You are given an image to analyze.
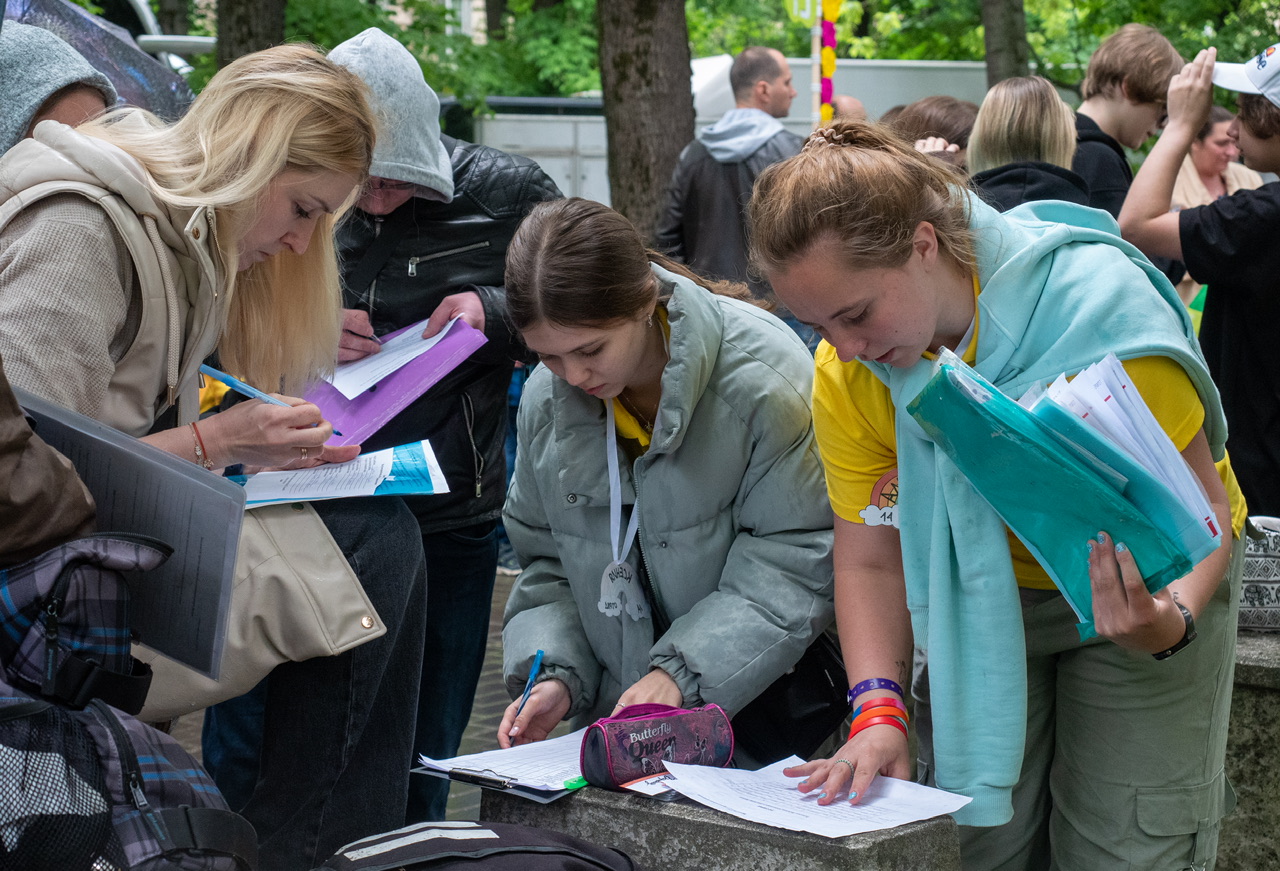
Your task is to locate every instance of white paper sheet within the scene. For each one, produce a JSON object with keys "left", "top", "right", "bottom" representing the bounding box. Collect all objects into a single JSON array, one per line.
[
  {"left": 241, "top": 450, "right": 393, "bottom": 503},
  {"left": 661, "top": 757, "right": 971, "bottom": 838},
  {"left": 417, "top": 728, "right": 587, "bottom": 792},
  {"left": 328, "top": 316, "right": 463, "bottom": 399}
]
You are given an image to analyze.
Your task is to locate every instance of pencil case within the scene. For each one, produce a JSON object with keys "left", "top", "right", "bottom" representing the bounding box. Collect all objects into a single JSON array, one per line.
[{"left": 580, "top": 702, "right": 734, "bottom": 790}]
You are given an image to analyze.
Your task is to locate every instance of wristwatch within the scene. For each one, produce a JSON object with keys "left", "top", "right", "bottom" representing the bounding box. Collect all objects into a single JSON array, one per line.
[{"left": 1152, "top": 602, "right": 1197, "bottom": 660}]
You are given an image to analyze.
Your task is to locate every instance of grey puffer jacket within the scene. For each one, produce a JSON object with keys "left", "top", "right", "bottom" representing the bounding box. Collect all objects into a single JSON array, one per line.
[{"left": 502, "top": 264, "right": 835, "bottom": 722}]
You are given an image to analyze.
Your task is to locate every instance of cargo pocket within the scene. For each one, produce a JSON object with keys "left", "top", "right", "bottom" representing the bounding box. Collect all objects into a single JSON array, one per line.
[{"left": 1136, "top": 773, "right": 1236, "bottom": 869}]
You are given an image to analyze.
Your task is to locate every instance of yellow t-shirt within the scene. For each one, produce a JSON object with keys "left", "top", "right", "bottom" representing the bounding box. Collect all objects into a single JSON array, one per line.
[
  {"left": 611, "top": 308, "right": 671, "bottom": 454},
  {"left": 812, "top": 342, "right": 1247, "bottom": 589}
]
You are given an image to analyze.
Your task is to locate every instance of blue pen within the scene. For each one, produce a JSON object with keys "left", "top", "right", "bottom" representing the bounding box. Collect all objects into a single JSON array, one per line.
[
  {"left": 513, "top": 649, "right": 545, "bottom": 720},
  {"left": 199, "top": 364, "right": 342, "bottom": 436}
]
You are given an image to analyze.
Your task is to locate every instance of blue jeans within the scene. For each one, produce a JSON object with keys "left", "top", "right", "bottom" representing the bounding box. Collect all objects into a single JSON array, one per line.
[
  {"left": 407, "top": 521, "right": 499, "bottom": 822},
  {"left": 202, "top": 497, "right": 427, "bottom": 871}
]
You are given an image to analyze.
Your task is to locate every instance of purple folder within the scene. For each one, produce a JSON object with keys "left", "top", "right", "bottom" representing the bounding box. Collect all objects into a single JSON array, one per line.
[{"left": 306, "top": 319, "right": 487, "bottom": 447}]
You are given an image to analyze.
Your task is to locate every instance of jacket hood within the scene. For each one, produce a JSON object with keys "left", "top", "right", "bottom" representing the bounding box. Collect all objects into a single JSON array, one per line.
[
  {"left": 330, "top": 28, "right": 454, "bottom": 202},
  {"left": 970, "top": 161, "right": 1091, "bottom": 212},
  {"left": 0, "top": 22, "right": 119, "bottom": 155},
  {"left": 697, "top": 108, "right": 787, "bottom": 163}
]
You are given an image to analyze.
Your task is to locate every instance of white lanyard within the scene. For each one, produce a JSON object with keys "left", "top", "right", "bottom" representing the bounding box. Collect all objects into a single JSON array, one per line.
[
  {"left": 599, "top": 401, "right": 647, "bottom": 621},
  {"left": 606, "top": 401, "right": 640, "bottom": 566}
]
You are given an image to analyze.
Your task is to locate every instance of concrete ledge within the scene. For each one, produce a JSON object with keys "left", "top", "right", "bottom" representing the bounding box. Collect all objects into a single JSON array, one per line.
[
  {"left": 481, "top": 782, "right": 960, "bottom": 871},
  {"left": 1220, "top": 630, "right": 1280, "bottom": 868}
]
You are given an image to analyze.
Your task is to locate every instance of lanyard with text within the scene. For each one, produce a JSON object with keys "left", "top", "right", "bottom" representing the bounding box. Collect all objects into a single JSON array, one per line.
[{"left": 598, "top": 401, "right": 650, "bottom": 621}]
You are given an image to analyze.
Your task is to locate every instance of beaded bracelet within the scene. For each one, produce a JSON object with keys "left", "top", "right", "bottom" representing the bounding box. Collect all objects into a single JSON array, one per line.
[
  {"left": 846, "top": 677, "right": 904, "bottom": 707},
  {"left": 848, "top": 715, "right": 908, "bottom": 741},
  {"left": 851, "top": 696, "right": 908, "bottom": 721},
  {"left": 190, "top": 422, "right": 215, "bottom": 471}
]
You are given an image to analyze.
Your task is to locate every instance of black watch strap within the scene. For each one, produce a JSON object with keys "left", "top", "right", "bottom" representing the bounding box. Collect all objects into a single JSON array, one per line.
[{"left": 1152, "top": 602, "right": 1197, "bottom": 660}]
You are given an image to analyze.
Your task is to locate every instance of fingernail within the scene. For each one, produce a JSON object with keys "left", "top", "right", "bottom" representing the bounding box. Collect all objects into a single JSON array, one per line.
[
  {"left": 800, "top": 779, "right": 809, "bottom": 787},
  {"left": 1097, "top": 532, "right": 1107, "bottom": 544},
  {"left": 849, "top": 791, "right": 858, "bottom": 799},
  {"left": 1087, "top": 541, "right": 1094, "bottom": 553},
  {"left": 1115, "top": 542, "right": 1128, "bottom": 553},
  {"left": 818, "top": 792, "right": 827, "bottom": 799},
  {"left": 509, "top": 726, "right": 520, "bottom": 736}
]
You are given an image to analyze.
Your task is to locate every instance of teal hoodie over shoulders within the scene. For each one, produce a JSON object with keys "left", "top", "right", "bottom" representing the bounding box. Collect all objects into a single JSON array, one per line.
[{"left": 865, "top": 194, "right": 1225, "bottom": 826}]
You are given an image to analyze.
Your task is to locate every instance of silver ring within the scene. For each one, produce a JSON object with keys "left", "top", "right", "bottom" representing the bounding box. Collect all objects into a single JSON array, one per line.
[
  {"left": 833, "top": 758, "right": 856, "bottom": 778},
  {"left": 300, "top": 446, "right": 309, "bottom": 461}
]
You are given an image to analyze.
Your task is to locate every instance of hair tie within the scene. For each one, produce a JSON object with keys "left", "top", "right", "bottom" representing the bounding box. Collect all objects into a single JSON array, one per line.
[{"left": 805, "top": 126, "right": 849, "bottom": 150}]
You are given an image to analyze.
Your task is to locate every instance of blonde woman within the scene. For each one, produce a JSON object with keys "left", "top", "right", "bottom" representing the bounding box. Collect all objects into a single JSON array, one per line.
[
  {"left": 0, "top": 46, "right": 426, "bottom": 869},
  {"left": 749, "top": 120, "right": 1243, "bottom": 871},
  {"left": 967, "top": 76, "right": 1090, "bottom": 211}
]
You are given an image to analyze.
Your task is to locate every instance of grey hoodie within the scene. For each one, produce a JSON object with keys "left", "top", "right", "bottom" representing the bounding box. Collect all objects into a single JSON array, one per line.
[
  {"left": 697, "top": 107, "right": 787, "bottom": 163},
  {"left": 329, "top": 28, "right": 454, "bottom": 201}
]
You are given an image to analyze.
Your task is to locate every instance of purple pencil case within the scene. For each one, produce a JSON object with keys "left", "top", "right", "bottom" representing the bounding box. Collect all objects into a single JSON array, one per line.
[{"left": 579, "top": 702, "right": 735, "bottom": 790}]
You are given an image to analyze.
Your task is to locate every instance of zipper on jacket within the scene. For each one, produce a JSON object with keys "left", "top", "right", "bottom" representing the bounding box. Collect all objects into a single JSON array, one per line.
[
  {"left": 462, "top": 391, "right": 483, "bottom": 497},
  {"left": 407, "top": 241, "right": 490, "bottom": 277},
  {"left": 89, "top": 699, "right": 171, "bottom": 844}
]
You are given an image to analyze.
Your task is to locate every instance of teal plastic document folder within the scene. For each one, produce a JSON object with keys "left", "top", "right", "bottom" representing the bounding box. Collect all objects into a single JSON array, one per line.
[{"left": 906, "top": 356, "right": 1213, "bottom": 637}]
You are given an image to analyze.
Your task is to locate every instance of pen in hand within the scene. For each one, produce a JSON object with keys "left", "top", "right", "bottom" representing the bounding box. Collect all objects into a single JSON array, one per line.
[
  {"left": 343, "top": 328, "right": 379, "bottom": 342},
  {"left": 199, "top": 364, "right": 343, "bottom": 437},
  {"left": 512, "top": 649, "right": 545, "bottom": 726}
]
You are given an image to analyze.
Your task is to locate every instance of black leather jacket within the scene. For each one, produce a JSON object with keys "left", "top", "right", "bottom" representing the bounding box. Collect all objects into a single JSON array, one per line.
[
  {"left": 653, "top": 129, "right": 803, "bottom": 302},
  {"left": 336, "top": 136, "right": 562, "bottom": 534}
]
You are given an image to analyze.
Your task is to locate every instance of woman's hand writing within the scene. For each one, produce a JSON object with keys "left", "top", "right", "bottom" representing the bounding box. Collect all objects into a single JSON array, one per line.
[
  {"left": 498, "top": 678, "right": 571, "bottom": 749},
  {"left": 784, "top": 723, "right": 910, "bottom": 806},
  {"left": 198, "top": 397, "right": 359, "bottom": 470}
]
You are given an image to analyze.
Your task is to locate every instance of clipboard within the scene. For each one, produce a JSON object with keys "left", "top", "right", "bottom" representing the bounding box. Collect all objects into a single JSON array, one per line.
[
  {"left": 16, "top": 388, "right": 243, "bottom": 679},
  {"left": 415, "top": 727, "right": 589, "bottom": 803}
]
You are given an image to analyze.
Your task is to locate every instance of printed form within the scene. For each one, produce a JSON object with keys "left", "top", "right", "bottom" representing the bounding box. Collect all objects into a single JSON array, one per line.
[{"left": 662, "top": 757, "right": 970, "bottom": 838}]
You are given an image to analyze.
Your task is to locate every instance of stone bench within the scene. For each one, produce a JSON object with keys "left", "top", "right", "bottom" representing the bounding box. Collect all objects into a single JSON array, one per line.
[
  {"left": 481, "top": 781, "right": 960, "bottom": 871},
  {"left": 1219, "top": 630, "right": 1280, "bottom": 868}
]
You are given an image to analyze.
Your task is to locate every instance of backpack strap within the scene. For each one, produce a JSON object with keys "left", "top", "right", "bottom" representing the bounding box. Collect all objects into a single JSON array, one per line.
[
  {"left": 50, "top": 654, "right": 153, "bottom": 715},
  {"left": 154, "top": 806, "right": 259, "bottom": 871}
]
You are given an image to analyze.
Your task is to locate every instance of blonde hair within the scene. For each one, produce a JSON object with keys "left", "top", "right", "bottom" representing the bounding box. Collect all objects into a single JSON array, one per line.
[
  {"left": 77, "top": 44, "right": 375, "bottom": 392},
  {"left": 506, "top": 198, "right": 759, "bottom": 332},
  {"left": 1081, "top": 24, "right": 1183, "bottom": 105},
  {"left": 748, "top": 120, "right": 975, "bottom": 279},
  {"left": 967, "top": 76, "right": 1077, "bottom": 174}
]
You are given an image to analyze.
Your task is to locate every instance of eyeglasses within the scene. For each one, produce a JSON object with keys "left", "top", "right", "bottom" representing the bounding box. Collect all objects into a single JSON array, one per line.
[{"left": 368, "top": 178, "right": 416, "bottom": 191}]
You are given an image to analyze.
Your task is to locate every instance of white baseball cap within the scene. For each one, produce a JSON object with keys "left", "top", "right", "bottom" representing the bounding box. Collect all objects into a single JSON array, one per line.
[{"left": 1213, "top": 43, "right": 1280, "bottom": 106}]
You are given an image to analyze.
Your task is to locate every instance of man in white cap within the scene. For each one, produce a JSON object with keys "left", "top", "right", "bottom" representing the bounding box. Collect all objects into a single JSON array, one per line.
[{"left": 1121, "top": 45, "right": 1280, "bottom": 517}]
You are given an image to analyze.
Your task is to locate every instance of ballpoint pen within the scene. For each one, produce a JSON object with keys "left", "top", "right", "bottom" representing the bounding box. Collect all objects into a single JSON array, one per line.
[
  {"left": 513, "top": 649, "right": 545, "bottom": 720},
  {"left": 199, "top": 364, "right": 342, "bottom": 436}
]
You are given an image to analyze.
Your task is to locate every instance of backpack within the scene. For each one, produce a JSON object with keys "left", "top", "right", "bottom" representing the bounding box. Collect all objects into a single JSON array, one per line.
[
  {"left": 0, "top": 534, "right": 258, "bottom": 870},
  {"left": 313, "top": 820, "right": 646, "bottom": 871}
]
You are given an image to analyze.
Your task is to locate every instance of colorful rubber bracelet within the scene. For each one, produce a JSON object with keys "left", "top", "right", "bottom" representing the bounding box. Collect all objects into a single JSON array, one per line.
[
  {"left": 848, "top": 715, "right": 908, "bottom": 741},
  {"left": 847, "top": 677, "right": 904, "bottom": 706},
  {"left": 850, "top": 706, "right": 909, "bottom": 732},
  {"left": 851, "top": 696, "right": 908, "bottom": 720},
  {"left": 851, "top": 703, "right": 908, "bottom": 727}
]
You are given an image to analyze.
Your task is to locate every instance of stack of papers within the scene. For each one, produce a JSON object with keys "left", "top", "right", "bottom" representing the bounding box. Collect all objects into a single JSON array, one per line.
[
  {"left": 661, "top": 759, "right": 970, "bottom": 838},
  {"left": 230, "top": 439, "right": 448, "bottom": 508},
  {"left": 907, "top": 351, "right": 1220, "bottom": 635}
]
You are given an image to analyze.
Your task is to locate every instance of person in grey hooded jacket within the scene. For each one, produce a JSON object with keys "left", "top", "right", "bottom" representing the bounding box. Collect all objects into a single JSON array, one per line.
[
  {"left": 653, "top": 47, "right": 802, "bottom": 309},
  {"left": 496, "top": 198, "right": 834, "bottom": 752}
]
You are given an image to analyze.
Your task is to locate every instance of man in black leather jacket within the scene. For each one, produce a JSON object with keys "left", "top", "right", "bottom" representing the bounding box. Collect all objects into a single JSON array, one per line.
[
  {"left": 654, "top": 47, "right": 805, "bottom": 338},
  {"left": 331, "top": 29, "right": 562, "bottom": 823}
]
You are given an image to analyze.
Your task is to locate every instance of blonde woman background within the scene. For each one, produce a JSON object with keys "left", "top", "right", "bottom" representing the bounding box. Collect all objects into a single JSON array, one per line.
[
  {"left": 0, "top": 45, "right": 427, "bottom": 869},
  {"left": 967, "top": 75, "right": 1090, "bottom": 211}
]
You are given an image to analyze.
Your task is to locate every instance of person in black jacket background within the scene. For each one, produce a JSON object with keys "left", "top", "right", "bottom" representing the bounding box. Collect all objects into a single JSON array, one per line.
[
  {"left": 1072, "top": 24, "right": 1184, "bottom": 218},
  {"left": 653, "top": 47, "right": 811, "bottom": 346},
  {"left": 200, "top": 28, "right": 562, "bottom": 825}
]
